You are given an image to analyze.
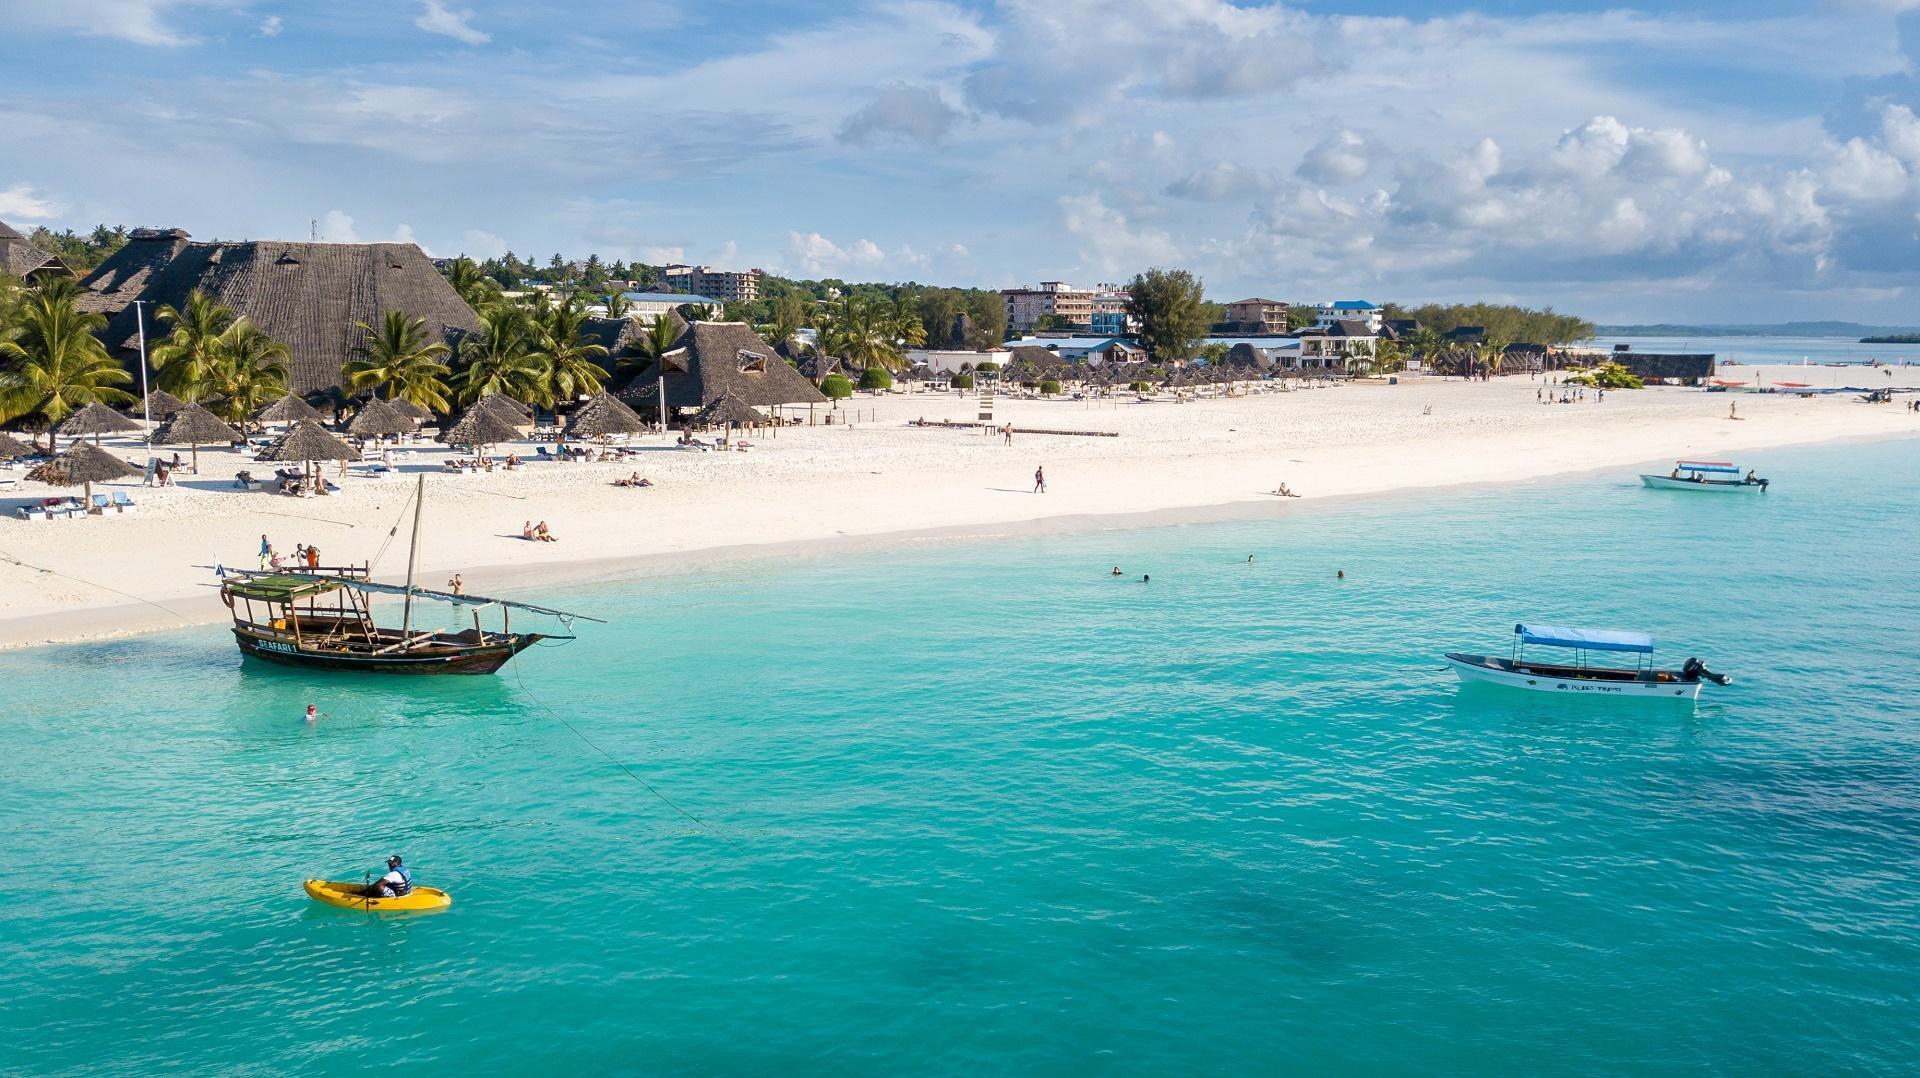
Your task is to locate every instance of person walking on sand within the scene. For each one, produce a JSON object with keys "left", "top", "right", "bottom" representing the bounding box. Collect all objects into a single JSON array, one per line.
[
  {"left": 1033, "top": 465, "right": 1046, "bottom": 494},
  {"left": 1729, "top": 401, "right": 1741, "bottom": 420},
  {"left": 258, "top": 533, "right": 271, "bottom": 571}
]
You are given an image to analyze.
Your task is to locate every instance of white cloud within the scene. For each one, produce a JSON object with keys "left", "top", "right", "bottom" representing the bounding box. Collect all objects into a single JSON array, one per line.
[
  {"left": 839, "top": 84, "right": 964, "bottom": 146},
  {"left": 320, "top": 210, "right": 359, "bottom": 243},
  {"left": 1298, "top": 130, "right": 1374, "bottom": 184},
  {"left": 414, "top": 0, "right": 489, "bottom": 46},
  {"left": 256, "top": 15, "right": 282, "bottom": 38},
  {"left": 0, "top": 0, "right": 207, "bottom": 47},
  {"left": 786, "top": 231, "right": 888, "bottom": 276},
  {"left": 1058, "top": 193, "right": 1180, "bottom": 276},
  {"left": 0, "top": 183, "right": 62, "bottom": 220},
  {"left": 1166, "top": 162, "right": 1271, "bottom": 202},
  {"left": 393, "top": 224, "right": 430, "bottom": 254},
  {"left": 638, "top": 245, "right": 685, "bottom": 265},
  {"left": 462, "top": 229, "right": 508, "bottom": 258}
]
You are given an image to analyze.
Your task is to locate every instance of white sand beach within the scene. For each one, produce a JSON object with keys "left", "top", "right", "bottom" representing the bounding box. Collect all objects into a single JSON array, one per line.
[{"left": 1, "top": 365, "right": 1914, "bottom": 649}]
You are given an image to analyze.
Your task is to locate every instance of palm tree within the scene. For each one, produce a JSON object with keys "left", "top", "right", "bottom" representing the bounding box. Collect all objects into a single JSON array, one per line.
[
  {"left": 445, "top": 256, "right": 499, "bottom": 308},
  {"left": 458, "top": 304, "right": 546, "bottom": 405},
  {"left": 528, "top": 297, "right": 608, "bottom": 403},
  {"left": 1480, "top": 336, "right": 1510, "bottom": 380},
  {"left": 0, "top": 278, "right": 135, "bottom": 449},
  {"left": 890, "top": 292, "right": 928, "bottom": 351},
  {"left": 343, "top": 310, "right": 454, "bottom": 412},
  {"left": 620, "top": 312, "right": 681, "bottom": 380},
  {"left": 1409, "top": 326, "right": 1444, "bottom": 366},
  {"left": 603, "top": 292, "right": 632, "bottom": 319},
  {"left": 821, "top": 294, "right": 904, "bottom": 372},
  {"left": 151, "top": 289, "right": 238, "bottom": 399},
  {"left": 758, "top": 294, "right": 810, "bottom": 349},
  {"left": 203, "top": 320, "right": 290, "bottom": 422}
]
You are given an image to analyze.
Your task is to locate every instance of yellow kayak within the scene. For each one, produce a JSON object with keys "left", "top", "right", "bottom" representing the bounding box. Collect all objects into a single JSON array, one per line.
[{"left": 303, "top": 878, "right": 452, "bottom": 912}]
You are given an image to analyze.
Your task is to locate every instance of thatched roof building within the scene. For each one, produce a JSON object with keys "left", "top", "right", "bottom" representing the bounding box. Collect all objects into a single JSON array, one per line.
[
  {"left": 0, "top": 220, "right": 72, "bottom": 282},
  {"left": 622, "top": 321, "right": 825, "bottom": 413},
  {"left": 78, "top": 227, "right": 479, "bottom": 397}
]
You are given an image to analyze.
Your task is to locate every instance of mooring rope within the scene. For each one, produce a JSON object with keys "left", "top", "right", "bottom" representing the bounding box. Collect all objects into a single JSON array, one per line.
[{"left": 508, "top": 651, "right": 741, "bottom": 849}]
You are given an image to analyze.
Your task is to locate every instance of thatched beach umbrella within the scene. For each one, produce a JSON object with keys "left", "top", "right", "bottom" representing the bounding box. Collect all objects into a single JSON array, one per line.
[
  {"left": 347, "top": 398, "right": 415, "bottom": 439},
  {"left": 692, "top": 392, "right": 766, "bottom": 431},
  {"left": 26, "top": 442, "right": 142, "bottom": 511},
  {"left": 385, "top": 396, "right": 431, "bottom": 423},
  {"left": 0, "top": 433, "right": 35, "bottom": 460},
  {"left": 131, "top": 389, "right": 191, "bottom": 421},
  {"left": 253, "top": 393, "right": 325, "bottom": 426},
  {"left": 151, "top": 402, "right": 242, "bottom": 473},
  {"left": 565, "top": 392, "right": 649, "bottom": 439},
  {"left": 438, "top": 407, "right": 525, "bottom": 456},
  {"left": 56, "top": 402, "right": 142, "bottom": 449},
  {"left": 472, "top": 391, "right": 534, "bottom": 423},
  {"left": 259, "top": 419, "right": 359, "bottom": 488}
]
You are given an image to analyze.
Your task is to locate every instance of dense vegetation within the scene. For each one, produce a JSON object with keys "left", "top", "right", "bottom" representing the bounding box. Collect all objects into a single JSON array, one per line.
[
  {"left": 1381, "top": 302, "right": 1593, "bottom": 345},
  {"left": 18, "top": 225, "right": 131, "bottom": 274}
]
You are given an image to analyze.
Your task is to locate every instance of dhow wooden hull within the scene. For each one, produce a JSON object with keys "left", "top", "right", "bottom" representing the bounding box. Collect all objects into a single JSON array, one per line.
[
  {"left": 234, "top": 629, "right": 541, "bottom": 674},
  {"left": 1639, "top": 475, "right": 1766, "bottom": 493},
  {"left": 1445, "top": 653, "right": 1702, "bottom": 700}
]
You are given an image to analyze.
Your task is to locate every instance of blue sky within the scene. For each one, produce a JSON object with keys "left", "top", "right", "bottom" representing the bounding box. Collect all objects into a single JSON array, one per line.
[{"left": 4, "top": 1, "right": 1920, "bottom": 322}]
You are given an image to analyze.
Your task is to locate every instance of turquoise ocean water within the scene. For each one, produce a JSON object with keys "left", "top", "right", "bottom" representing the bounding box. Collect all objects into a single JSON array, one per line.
[
  {"left": 1588, "top": 334, "right": 1918, "bottom": 367},
  {"left": 3, "top": 438, "right": 1918, "bottom": 1073}
]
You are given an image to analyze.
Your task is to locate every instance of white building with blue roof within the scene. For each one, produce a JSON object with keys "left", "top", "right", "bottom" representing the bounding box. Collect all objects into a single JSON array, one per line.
[{"left": 1313, "top": 299, "right": 1383, "bottom": 332}]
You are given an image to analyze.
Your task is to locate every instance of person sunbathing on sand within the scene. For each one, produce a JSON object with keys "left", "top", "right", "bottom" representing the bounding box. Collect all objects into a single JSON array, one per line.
[
  {"left": 534, "top": 521, "right": 557, "bottom": 542},
  {"left": 614, "top": 473, "right": 655, "bottom": 488},
  {"left": 522, "top": 520, "right": 535, "bottom": 540}
]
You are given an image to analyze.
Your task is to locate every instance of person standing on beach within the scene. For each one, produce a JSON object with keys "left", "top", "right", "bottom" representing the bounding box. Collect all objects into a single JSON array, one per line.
[
  {"left": 258, "top": 534, "right": 271, "bottom": 571},
  {"left": 1033, "top": 465, "right": 1046, "bottom": 494},
  {"left": 306, "top": 544, "right": 320, "bottom": 570},
  {"left": 1003, "top": 423, "right": 1014, "bottom": 446}
]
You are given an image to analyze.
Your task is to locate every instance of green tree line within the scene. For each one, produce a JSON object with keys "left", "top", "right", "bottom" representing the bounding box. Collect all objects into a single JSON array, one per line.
[{"left": 1380, "top": 302, "right": 1593, "bottom": 345}]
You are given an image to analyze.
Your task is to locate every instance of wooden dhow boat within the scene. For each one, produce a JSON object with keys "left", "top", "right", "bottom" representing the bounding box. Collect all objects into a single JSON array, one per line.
[
  {"left": 220, "top": 476, "right": 601, "bottom": 674},
  {"left": 1640, "top": 460, "right": 1769, "bottom": 492},
  {"left": 1445, "top": 623, "right": 1731, "bottom": 701}
]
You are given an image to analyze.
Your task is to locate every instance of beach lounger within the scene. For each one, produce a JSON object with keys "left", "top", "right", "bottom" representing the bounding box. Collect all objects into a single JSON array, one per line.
[
  {"left": 16, "top": 504, "right": 48, "bottom": 520},
  {"left": 90, "top": 493, "right": 114, "bottom": 515},
  {"left": 112, "top": 491, "right": 136, "bottom": 512},
  {"left": 535, "top": 446, "right": 554, "bottom": 460},
  {"left": 234, "top": 471, "right": 260, "bottom": 491}
]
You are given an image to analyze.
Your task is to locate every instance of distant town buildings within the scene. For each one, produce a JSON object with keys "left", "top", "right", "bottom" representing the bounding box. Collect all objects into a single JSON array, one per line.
[
  {"left": 1223, "top": 298, "right": 1290, "bottom": 335},
  {"left": 1003, "top": 281, "right": 1094, "bottom": 333},
  {"left": 661, "top": 264, "right": 763, "bottom": 303},
  {"left": 1313, "top": 300, "right": 1383, "bottom": 333},
  {"left": 619, "top": 291, "right": 722, "bottom": 321}
]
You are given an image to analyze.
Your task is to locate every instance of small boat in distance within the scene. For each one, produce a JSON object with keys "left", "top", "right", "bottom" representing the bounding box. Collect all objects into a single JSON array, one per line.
[
  {"left": 1640, "top": 460, "right": 1769, "bottom": 492},
  {"left": 1445, "top": 623, "right": 1731, "bottom": 700},
  {"left": 220, "top": 475, "right": 603, "bottom": 674}
]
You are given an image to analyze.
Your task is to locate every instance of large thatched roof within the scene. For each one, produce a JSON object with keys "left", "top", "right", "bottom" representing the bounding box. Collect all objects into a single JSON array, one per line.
[
  {"left": 623, "top": 321, "right": 826, "bottom": 413},
  {"left": 346, "top": 398, "right": 414, "bottom": 437},
  {"left": 56, "top": 402, "right": 142, "bottom": 438},
  {"left": 78, "top": 229, "right": 480, "bottom": 396},
  {"left": 254, "top": 393, "right": 325, "bottom": 424},
  {"left": 0, "top": 433, "right": 36, "bottom": 460},
  {"left": 26, "top": 443, "right": 142, "bottom": 486},
  {"left": 259, "top": 420, "right": 359, "bottom": 462},
  {"left": 439, "top": 407, "right": 525, "bottom": 447},
  {"left": 0, "top": 219, "right": 72, "bottom": 280},
  {"left": 152, "top": 402, "right": 241, "bottom": 446},
  {"left": 565, "top": 392, "right": 649, "bottom": 438}
]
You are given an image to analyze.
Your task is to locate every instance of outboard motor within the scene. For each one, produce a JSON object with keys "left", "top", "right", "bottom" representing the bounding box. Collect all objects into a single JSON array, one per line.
[{"left": 1681, "top": 657, "right": 1733, "bottom": 686}]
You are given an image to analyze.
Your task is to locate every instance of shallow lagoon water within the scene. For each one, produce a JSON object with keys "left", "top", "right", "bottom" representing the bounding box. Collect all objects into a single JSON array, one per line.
[{"left": 2, "top": 438, "right": 1917, "bottom": 1073}]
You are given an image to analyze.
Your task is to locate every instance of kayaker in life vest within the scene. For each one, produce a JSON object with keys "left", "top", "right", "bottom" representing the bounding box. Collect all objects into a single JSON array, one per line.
[{"left": 374, "top": 855, "right": 412, "bottom": 897}]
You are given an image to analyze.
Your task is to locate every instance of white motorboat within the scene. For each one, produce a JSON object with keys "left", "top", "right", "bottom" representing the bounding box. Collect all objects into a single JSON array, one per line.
[
  {"left": 1640, "top": 460, "right": 1768, "bottom": 492},
  {"left": 1445, "top": 623, "right": 1731, "bottom": 701}
]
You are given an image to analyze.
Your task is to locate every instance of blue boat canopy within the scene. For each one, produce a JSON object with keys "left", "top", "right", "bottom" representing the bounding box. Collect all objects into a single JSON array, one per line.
[
  {"left": 1514, "top": 624, "right": 1654, "bottom": 653},
  {"left": 1675, "top": 461, "right": 1741, "bottom": 474}
]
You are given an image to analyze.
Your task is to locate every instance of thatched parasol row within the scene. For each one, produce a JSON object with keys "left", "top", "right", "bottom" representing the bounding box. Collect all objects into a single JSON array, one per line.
[
  {"left": 26, "top": 443, "right": 143, "bottom": 508},
  {"left": 565, "top": 392, "right": 648, "bottom": 438}
]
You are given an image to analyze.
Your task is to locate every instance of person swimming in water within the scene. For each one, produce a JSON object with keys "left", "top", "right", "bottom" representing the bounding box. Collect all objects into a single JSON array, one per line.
[{"left": 1111, "top": 566, "right": 1123, "bottom": 575}]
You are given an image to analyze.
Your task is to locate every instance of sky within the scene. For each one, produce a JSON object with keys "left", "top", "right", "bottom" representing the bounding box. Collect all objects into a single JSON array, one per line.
[{"left": 6, "top": 1, "right": 1920, "bottom": 323}]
